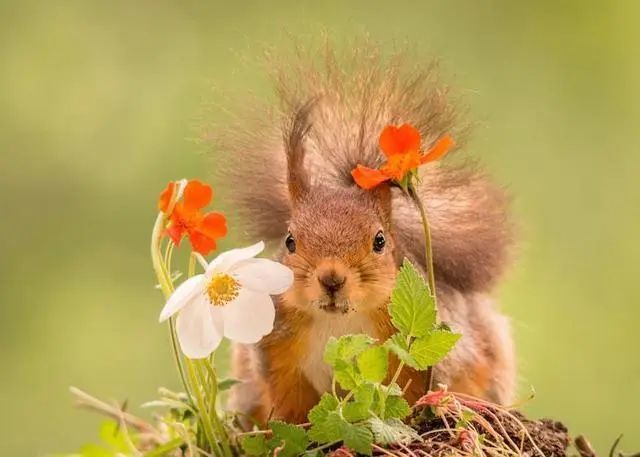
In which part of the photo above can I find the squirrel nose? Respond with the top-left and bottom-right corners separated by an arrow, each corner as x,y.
318,271 -> 346,294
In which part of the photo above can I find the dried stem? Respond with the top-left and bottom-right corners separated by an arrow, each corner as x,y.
69,386 -> 156,435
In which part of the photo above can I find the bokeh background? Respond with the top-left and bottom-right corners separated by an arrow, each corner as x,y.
2,1 -> 639,455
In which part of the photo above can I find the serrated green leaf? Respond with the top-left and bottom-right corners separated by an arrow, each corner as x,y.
339,421 -> 373,455
240,435 -> 268,456
268,421 -> 309,457
372,384 -> 406,418
333,359 -> 362,390
409,330 -> 461,369
323,337 -> 342,366
308,393 -> 339,425
308,411 -> 343,443
367,417 -> 421,445
354,382 -> 376,404
357,346 -> 389,383
383,395 -> 411,420
343,383 -> 375,422
384,334 -> 421,370
389,260 -> 436,337
324,334 -> 375,367
380,383 -> 403,397
342,400 -> 369,423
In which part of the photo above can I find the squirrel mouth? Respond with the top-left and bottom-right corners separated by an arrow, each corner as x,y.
319,299 -> 349,314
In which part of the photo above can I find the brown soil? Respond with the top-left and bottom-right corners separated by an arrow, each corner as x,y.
371,398 -> 573,457
407,411 -> 568,456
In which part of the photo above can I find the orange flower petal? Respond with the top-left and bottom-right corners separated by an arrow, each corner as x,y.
158,181 -> 176,213
382,150 -> 421,181
379,124 -> 421,157
198,212 -> 228,239
420,135 -> 455,164
351,165 -> 390,190
183,180 -> 213,213
189,231 -> 217,255
166,223 -> 184,245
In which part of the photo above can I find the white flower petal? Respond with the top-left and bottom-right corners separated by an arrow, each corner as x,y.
159,274 -> 205,322
222,288 -> 275,344
209,306 -> 225,335
205,241 -> 265,276
176,296 -> 222,359
232,259 -> 293,295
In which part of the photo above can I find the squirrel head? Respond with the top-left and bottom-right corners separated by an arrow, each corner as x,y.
279,102 -> 396,315
282,185 -> 397,315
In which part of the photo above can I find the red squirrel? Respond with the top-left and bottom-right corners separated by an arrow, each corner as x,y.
209,44 -> 516,425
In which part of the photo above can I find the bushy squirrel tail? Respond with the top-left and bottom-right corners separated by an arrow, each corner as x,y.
207,40 -> 514,293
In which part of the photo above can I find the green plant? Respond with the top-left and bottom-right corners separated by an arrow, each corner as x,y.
240,259 -> 460,456
59,178 -> 462,457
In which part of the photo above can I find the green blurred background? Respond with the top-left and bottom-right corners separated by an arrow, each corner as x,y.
1,1 -> 639,455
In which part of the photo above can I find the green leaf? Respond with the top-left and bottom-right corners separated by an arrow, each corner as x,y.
98,421 -> 130,451
455,409 -> 476,428
383,395 -> 411,420
308,393 -> 339,425
357,346 -> 389,383
339,422 -> 373,455
367,417 -> 421,445
240,435 -> 268,456
343,383 -> 375,422
324,334 -> 375,367
217,378 -> 241,391
342,400 -> 368,424
333,359 -> 362,390
355,382 -> 376,403
308,411 -> 343,444
370,384 -> 404,417
78,444 -> 113,457
384,334 -> 421,370
303,451 -> 324,457
268,421 -> 309,457
379,382 -> 403,397
409,330 -> 461,369
389,260 -> 436,337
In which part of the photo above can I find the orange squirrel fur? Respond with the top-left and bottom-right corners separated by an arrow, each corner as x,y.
208,43 -> 516,425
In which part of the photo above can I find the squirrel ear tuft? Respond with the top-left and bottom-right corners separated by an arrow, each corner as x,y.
284,100 -> 314,204
369,183 -> 393,226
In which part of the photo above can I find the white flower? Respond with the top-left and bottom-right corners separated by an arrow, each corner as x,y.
159,241 -> 293,359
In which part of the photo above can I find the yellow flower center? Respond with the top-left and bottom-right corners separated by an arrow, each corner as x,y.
206,273 -> 240,306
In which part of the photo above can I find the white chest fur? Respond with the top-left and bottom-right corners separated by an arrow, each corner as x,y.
300,312 -> 377,394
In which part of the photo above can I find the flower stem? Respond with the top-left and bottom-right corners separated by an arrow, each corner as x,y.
408,185 -> 438,392
185,359 -> 223,456
188,252 -> 197,277
408,186 -> 437,304
200,360 -> 233,457
150,213 -> 192,402
380,335 -> 411,418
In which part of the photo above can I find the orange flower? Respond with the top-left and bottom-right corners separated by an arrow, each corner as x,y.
158,179 -> 227,255
351,124 -> 455,190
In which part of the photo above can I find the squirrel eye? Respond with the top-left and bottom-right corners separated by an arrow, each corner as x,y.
285,232 -> 296,253
373,230 -> 386,253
